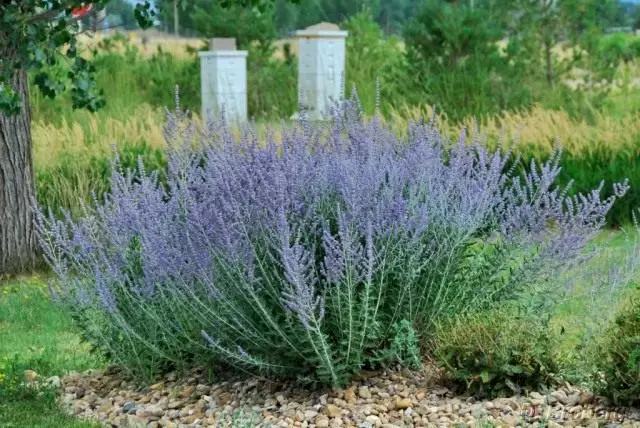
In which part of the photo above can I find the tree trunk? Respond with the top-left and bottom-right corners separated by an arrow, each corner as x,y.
544,38 -> 554,87
174,0 -> 180,36
0,66 -> 38,274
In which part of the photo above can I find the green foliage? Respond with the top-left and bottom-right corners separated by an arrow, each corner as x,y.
134,48 -> 201,113
401,0 -> 534,120
554,149 -> 640,227
345,12 -> 405,114
397,0 -> 631,121
599,33 -> 639,65
595,289 -> 640,406
247,44 -> 298,119
371,320 -> 421,369
191,0 -> 277,51
433,308 -> 558,398
36,143 -> 167,217
343,11 -> 404,114
403,1 -> 503,71
0,1 -> 155,116
0,279 -> 103,427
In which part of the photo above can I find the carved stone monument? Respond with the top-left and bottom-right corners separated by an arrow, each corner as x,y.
198,38 -> 247,122
294,22 -> 348,120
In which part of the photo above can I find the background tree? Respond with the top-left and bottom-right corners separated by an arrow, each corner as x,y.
106,0 -> 139,30
401,0 -> 533,118
156,0 -> 416,36
0,0 -> 154,275
274,0 -> 299,36
500,0 -> 624,86
190,0 -> 277,51
399,0 -> 631,120
632,4 -> 640,30
377,0 -> 415,34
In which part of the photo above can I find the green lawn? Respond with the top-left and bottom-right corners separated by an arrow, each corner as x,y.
547,229 -> 640,385
553,228 -> 638,332
0,276 -> 103,427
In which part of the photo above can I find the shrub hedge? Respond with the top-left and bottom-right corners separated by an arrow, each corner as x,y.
433,308 -> 558,398
36,142 -> 166,218
523,148 -> 640,227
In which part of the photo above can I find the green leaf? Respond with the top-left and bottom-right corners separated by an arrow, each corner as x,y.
33,72 -> 64,99
0,84 -> 22,116
33,48 -> 47,64
504,378 -> 520,393
503,364 -> 523,374
134,2 -> 156,29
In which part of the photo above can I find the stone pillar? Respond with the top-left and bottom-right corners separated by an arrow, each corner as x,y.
294,23 -> 348,120
198,38 -> 248,123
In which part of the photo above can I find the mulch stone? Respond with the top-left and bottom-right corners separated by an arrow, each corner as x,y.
34,366 -> 640,427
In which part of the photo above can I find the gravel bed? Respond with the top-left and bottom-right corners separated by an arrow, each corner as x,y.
35,366 -> 640,427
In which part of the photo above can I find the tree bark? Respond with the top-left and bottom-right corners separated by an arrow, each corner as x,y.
544,38 -> 554,87
174,0 -> 180,36
0,65 -> 38,274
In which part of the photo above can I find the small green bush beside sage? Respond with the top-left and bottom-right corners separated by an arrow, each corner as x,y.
595,290 -> 640,406
433,308 -> 558,398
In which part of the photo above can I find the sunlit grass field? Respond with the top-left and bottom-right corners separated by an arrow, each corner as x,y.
34,100 -> 640,171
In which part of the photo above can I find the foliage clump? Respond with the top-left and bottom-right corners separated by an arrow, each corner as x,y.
595,290 -> 640,406
433,308 -> 558,398
36,101 -> 627,385
36,142 -> 167,218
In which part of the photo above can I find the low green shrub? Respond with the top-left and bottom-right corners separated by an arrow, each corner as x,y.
556,150 -> 640,227
514,146 -> 640,227
36,143 -> 167,217
0,354 -> 53,401
595,290 -> 640,406
433,308 -> 558,398
598,33 -> 640,66
133,47 -> 200,114
246,43 -> 297,119
343,11 -> 405,115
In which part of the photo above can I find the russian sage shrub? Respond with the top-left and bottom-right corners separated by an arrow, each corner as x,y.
36,102 -> 628,385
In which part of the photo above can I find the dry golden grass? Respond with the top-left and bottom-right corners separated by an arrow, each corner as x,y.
30,102 -> 640,217
32,104 -> 166,169
388,105 -> 640,156
79,31 -> 303,60
77,30 -> 205,59
32,101 -> 640,175
31,104 -> 277,170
